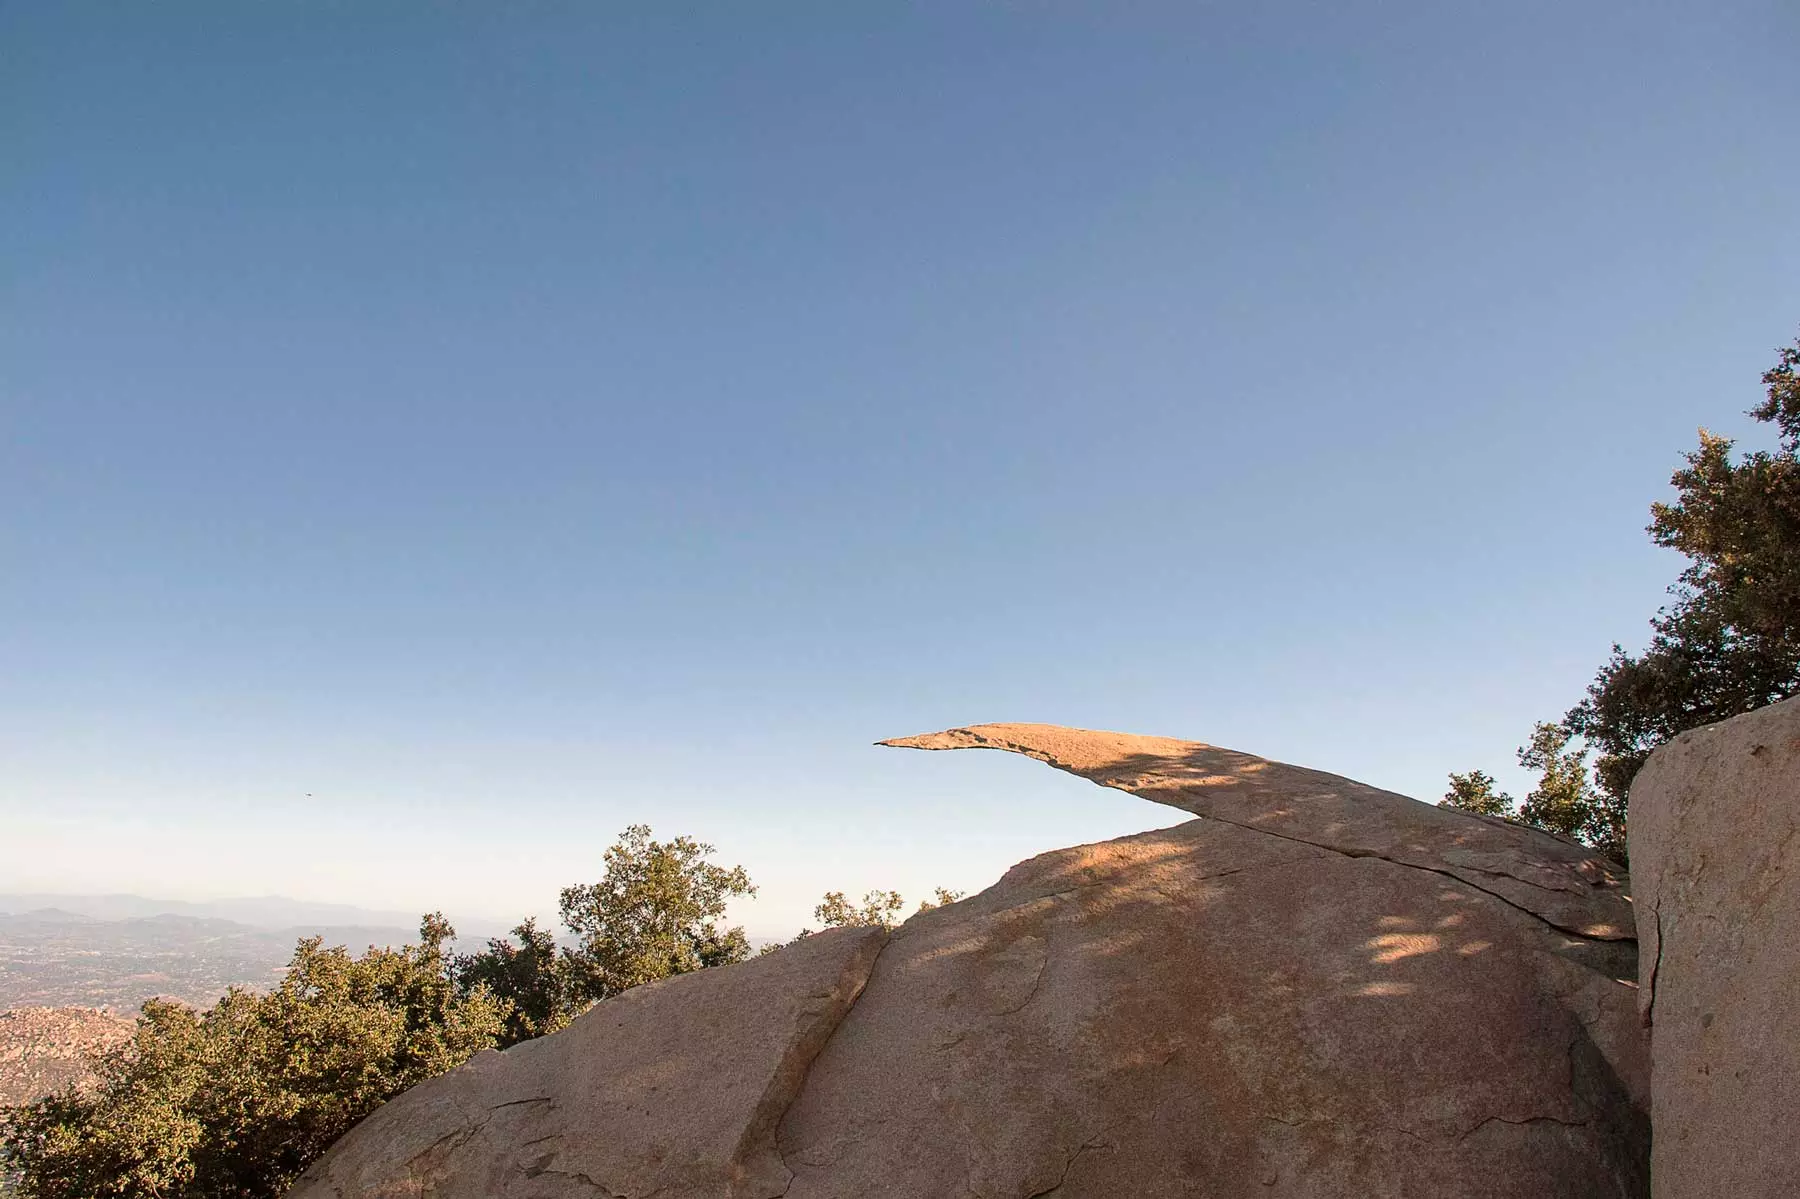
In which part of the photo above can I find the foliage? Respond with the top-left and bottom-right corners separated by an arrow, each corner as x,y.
1438,769 -> 1514,818
1447,334 -> 1800,863
0,917 -> 504,1199
1515,722 -> 1614,854
556,825 -> 756,1003
449,825 -> 757,1045
452,917 -> 575,1048
812,890 -> 906,931
1,826 -> 760,1196
1439,725 -> 1611,854
916,887 -> 966,912
778,886 -> 968,946
1564,335 -> 1800,808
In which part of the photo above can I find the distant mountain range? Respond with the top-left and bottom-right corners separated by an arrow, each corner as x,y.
0,906 -> 429,1012
0,893 -> 520,1015
0,895 -> 763,1016
0,893 -> 451,932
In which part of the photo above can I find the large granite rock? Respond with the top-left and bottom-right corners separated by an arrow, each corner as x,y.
1629,695 -> 1800,1197
288,924 -> 887,1198
291,723 -> 1649,1198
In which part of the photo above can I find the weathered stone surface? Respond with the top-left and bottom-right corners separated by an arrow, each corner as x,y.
777,725 -> 1646,1198
286,924 -> 887,1199
1629,695 -> 1800,1197
289,723 -> 1649,1198
777,821 -> 1647,1198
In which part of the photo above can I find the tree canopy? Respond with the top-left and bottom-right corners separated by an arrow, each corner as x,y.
2,826 -> 759,1198
777,887 -> 967,946
1444,333 -> 1800,860
556,824 -> 756,1002
1440,769 -> 1514,819
1438,722 -> 1615,855
1565,337 -> 1800,804
450,824 -> 757,1050
0,917 -> 503,1199
451,916 -> 573,1047
810,889 -> 906,931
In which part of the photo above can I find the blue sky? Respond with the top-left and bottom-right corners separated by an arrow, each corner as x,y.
4,3 -> 1797,937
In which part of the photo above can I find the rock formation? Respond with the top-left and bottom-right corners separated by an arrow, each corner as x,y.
285,924 -> 886,1198
0,1006 -> 134,1107
1629,695 -> 1800,1196
289,723 -> 1649,1198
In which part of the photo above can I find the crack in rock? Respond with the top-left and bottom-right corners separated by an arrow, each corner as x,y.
1183,816 -> 1623,942
1025,1137 -> 1111,1198
989,950 -> 1049,1018
1643,898 -> 1663,1027
1458,1113 -> 1590,1141
526,1166 -> 631,1197
764,929 -> 892,1199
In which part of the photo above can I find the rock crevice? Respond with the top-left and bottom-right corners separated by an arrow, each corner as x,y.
1628,695 -> 1800,1194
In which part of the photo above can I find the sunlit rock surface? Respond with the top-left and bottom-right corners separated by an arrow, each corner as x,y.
881,723 -> 1634,941
287,925 -> 886,1199
290,724 -> 1648,1198
1630,696 -> 1800,1197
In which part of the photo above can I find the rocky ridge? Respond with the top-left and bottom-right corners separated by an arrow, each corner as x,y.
0,1006 -> 133,1108
290,723 -> 1649,1198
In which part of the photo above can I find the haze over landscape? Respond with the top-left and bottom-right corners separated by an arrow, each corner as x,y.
5,4 -> 1798,939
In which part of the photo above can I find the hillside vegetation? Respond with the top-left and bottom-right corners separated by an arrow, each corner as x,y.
0,826 -> 941,1199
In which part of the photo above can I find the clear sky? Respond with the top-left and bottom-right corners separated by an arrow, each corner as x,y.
4,3 -> 1797,938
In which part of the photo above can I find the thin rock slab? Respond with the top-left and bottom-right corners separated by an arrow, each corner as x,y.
1630,695 -> 1800,1197
881,723 -> 1634,940
286,925 -> 887,1199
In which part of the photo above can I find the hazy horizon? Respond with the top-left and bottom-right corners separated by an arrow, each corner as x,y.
5,4 -> 1798,935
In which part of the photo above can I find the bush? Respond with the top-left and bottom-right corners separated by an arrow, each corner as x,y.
0,917 -> 503,1199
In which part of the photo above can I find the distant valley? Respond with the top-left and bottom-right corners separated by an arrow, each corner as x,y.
0,907 -> 422,1011
0,895 -> 506,1109
0,892 -> 443,933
